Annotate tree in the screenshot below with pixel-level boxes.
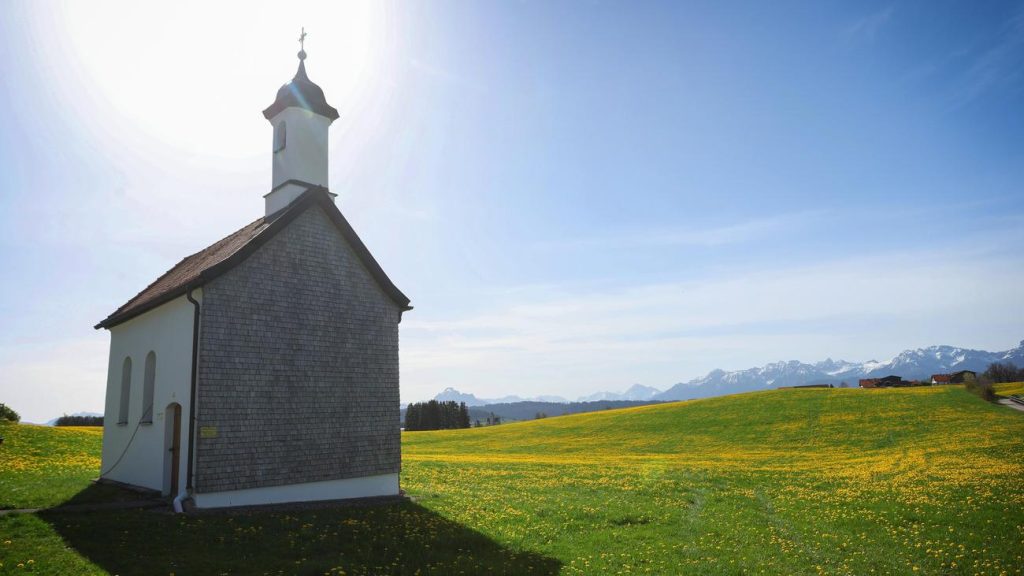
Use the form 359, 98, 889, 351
838, 381, 850, 388
0, 403, 19, 423
983, 362, 1023, 384
404, 403, 416, 430
535, 412, 548, 419
966, 376, 996, 402
55, 415, 103, 426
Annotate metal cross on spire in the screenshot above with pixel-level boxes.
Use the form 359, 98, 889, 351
297, 27, 308, 61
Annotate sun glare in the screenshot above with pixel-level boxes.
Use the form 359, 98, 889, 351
30, 0, 387, 161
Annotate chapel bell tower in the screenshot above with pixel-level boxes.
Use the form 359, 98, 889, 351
262, 29, 340, 216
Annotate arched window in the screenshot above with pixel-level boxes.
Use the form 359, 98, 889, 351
273, 120, 287, 152
118, 357, 132, 425
142, 351, 156, 424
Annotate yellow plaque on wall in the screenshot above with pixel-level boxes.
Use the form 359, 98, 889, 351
199, 426, 218, 439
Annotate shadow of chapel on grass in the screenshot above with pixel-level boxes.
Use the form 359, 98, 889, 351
56, 482, 157, 508
41, 494, 562, 576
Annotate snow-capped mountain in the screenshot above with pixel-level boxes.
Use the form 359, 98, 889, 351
430, 340, 1023, 405
875, 345, 1014, 378
578, 384, 662, 402
655, 340, 1024, 401
654, 361, 827, 400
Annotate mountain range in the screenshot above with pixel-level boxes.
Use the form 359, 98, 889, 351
433, 387, 569, 407
654, 340, 1024, 400
578, 384, 662, 402
433, 383, 663, 406
432, 339, 1024, 405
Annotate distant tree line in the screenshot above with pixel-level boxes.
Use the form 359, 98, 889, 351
404, 400, 470, 431
55, 415, 103, 426
465, 400, 663, 422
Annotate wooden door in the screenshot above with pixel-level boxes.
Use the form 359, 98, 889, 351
169, 404, 181, 496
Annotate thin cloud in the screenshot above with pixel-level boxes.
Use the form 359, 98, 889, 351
401, 245, 1024, 402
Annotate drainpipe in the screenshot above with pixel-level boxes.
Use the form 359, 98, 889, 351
183, 287, 201, 510
172, 492, 187, 513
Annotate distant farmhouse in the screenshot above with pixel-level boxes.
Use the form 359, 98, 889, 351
95, 43, 410, 509
859, 375, 912, 388
930, 370, 977, 385
860, 370, 979, 388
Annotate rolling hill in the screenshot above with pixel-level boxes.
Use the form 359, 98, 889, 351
401, 399, 665, 426
1, 384, 1021, 574
403, 385, 1024, 574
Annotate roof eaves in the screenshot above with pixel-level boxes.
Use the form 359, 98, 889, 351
94, 219, 268, 330
96, 184, 412, 330
94, 281, 200, 330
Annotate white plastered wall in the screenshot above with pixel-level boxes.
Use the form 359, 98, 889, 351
265, 182, 309, 215
270, 107, 331, 190
100, 291, 199, 496
193, 473, 400, 509
266, 107, 332, 216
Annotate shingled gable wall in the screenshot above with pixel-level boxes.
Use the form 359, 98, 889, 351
194, 204, 401, 493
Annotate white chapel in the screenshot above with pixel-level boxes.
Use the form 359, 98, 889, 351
96, 37, 410, 510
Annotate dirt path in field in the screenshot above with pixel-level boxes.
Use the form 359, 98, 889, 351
997, 398, 1024, 412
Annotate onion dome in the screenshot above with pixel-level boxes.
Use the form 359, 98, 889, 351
262, 49, 339, 121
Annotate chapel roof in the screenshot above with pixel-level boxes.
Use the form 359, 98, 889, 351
262, 51, 339, 121
95, 185, 411, 329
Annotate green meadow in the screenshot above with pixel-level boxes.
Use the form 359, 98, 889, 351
1, 385, 1022, 575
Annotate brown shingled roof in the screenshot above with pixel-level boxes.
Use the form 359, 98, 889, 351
95, 185, 411, 329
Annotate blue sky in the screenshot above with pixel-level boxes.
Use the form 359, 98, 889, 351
1, 1, 1023, 422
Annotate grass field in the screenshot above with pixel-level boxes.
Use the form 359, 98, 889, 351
0, 424, 110, 510
995, 381, 1024, 396
1, 385, 1022, 575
